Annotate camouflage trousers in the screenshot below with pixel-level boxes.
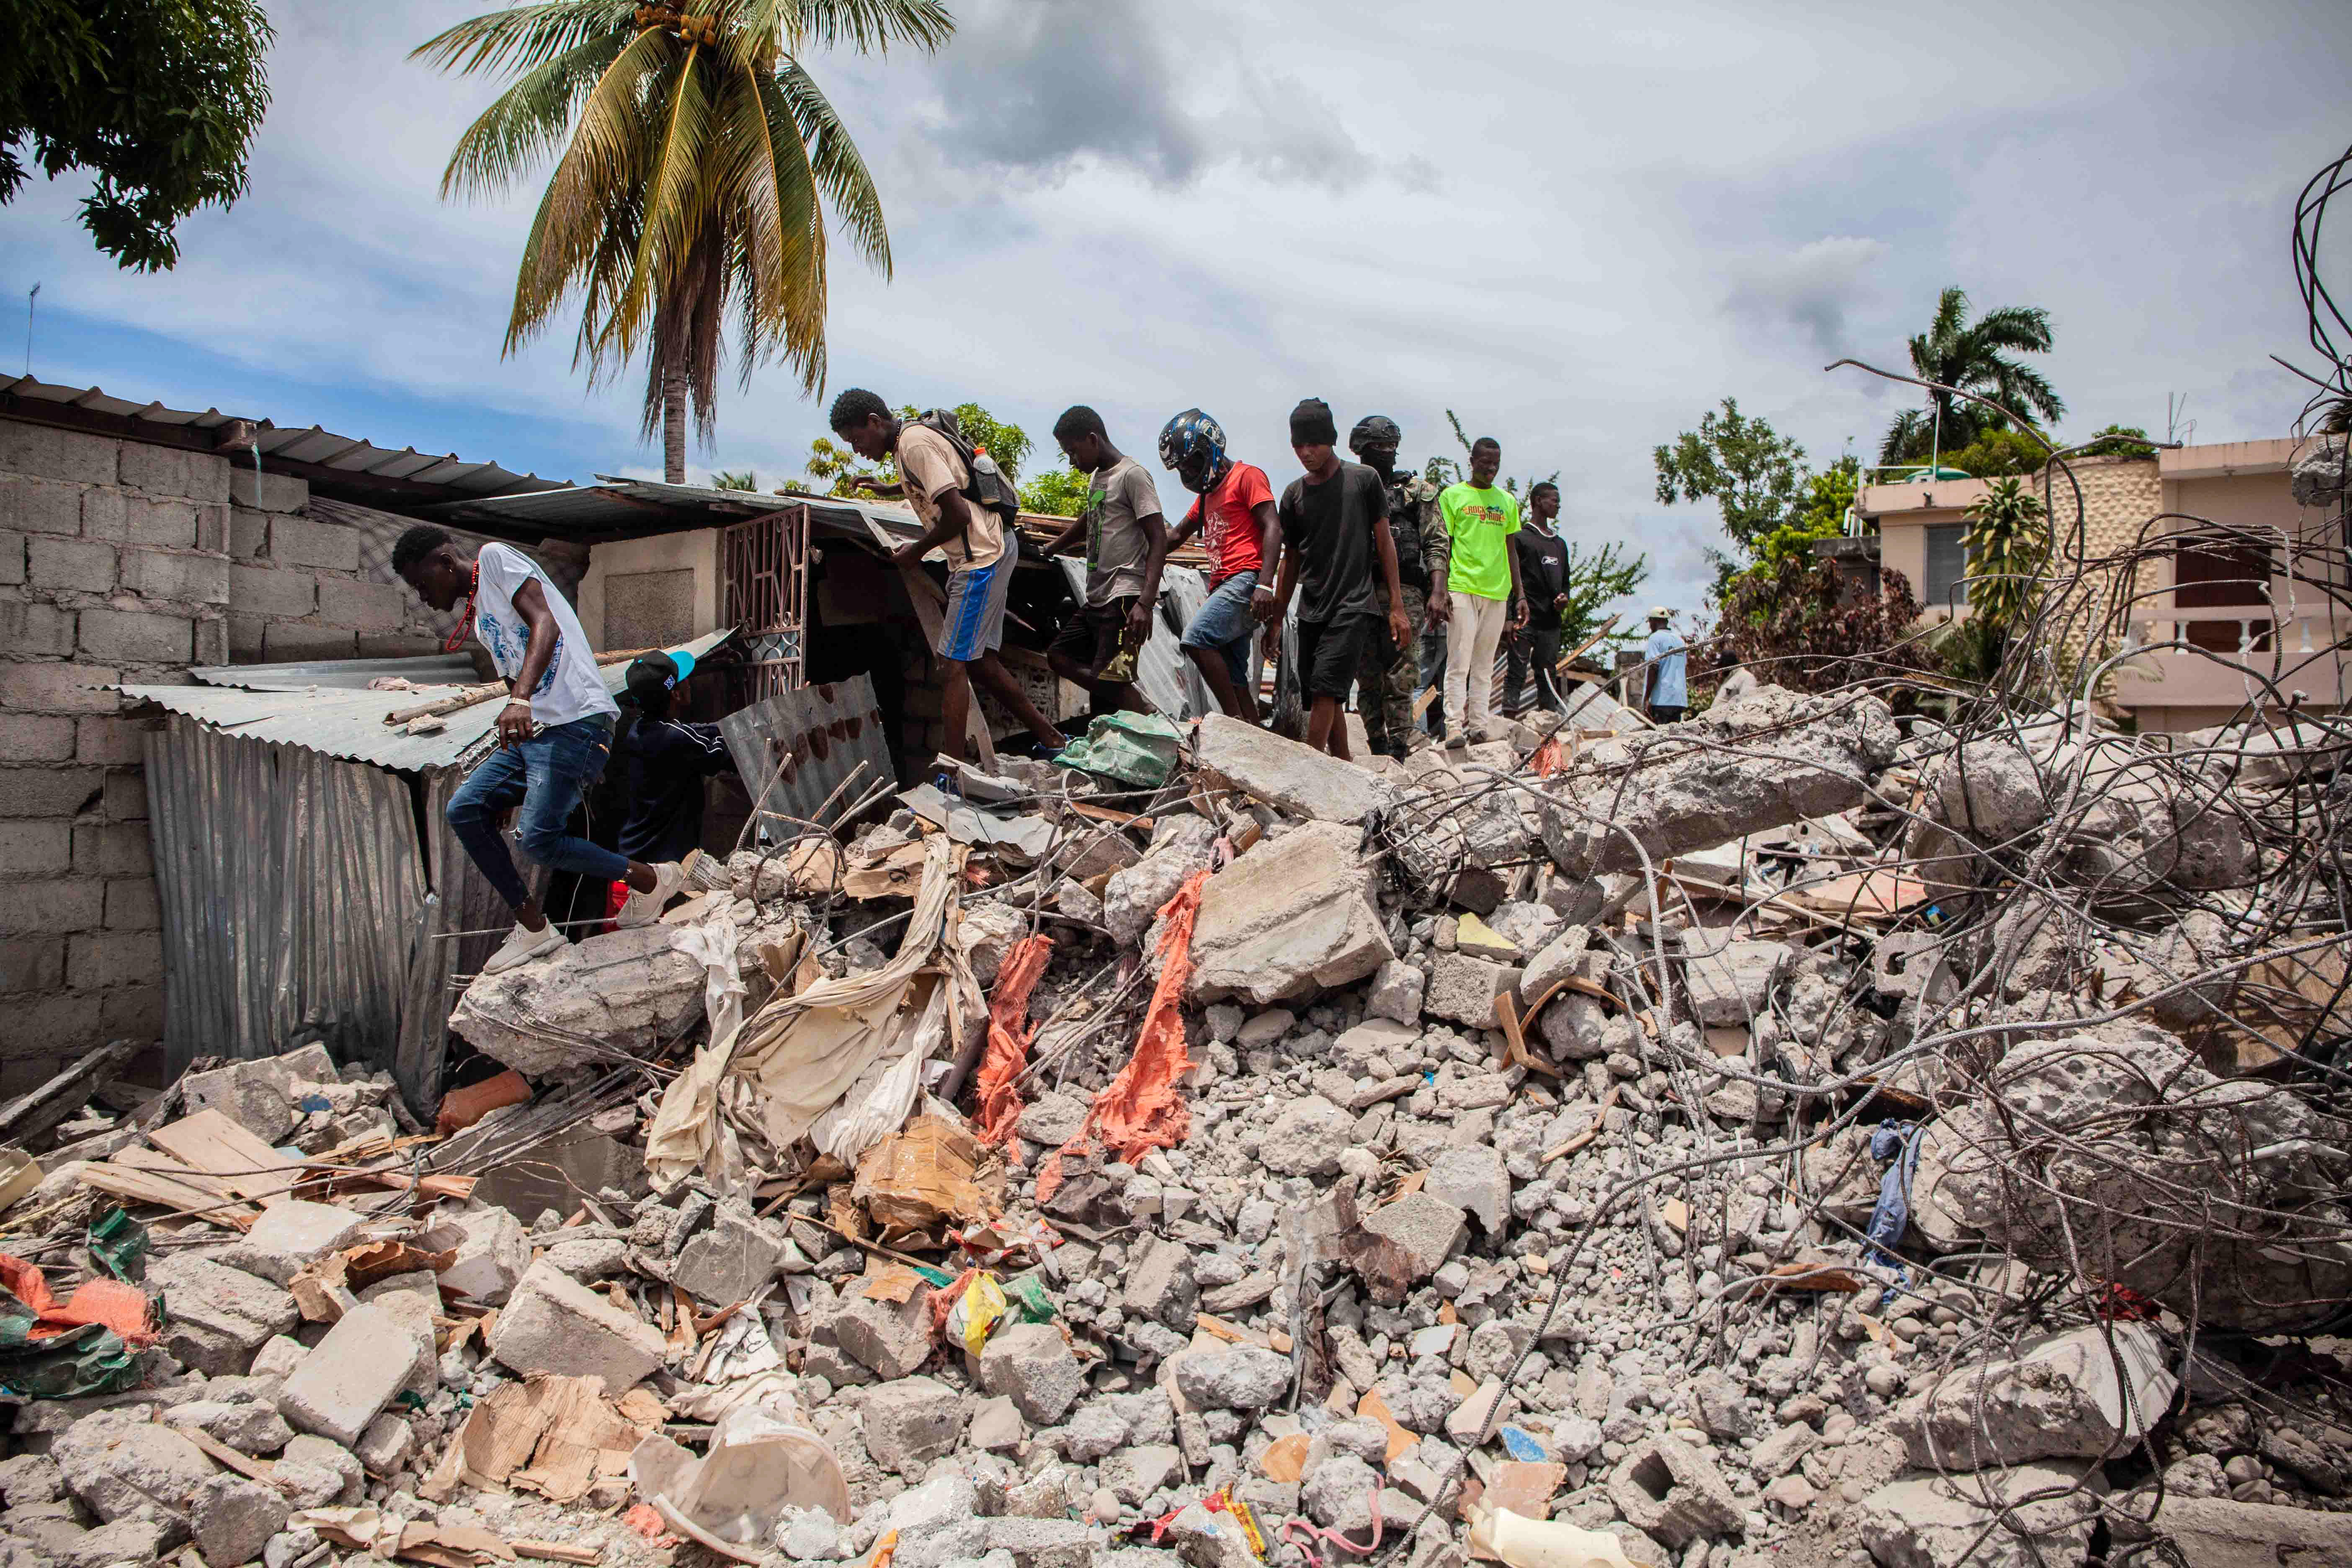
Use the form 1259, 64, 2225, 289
1356, 582, 1426, 757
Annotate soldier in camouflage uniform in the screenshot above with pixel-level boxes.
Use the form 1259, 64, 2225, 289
1346, 415, 1449, 759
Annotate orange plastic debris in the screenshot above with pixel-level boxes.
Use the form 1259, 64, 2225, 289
973, 935, 1055, 1149
436, 1069, 532, 1136
621, 1504, 677, 1545
0, 1254, 155, 1346
1529, 735, 1568, 777
1036, 871, 1208, 1207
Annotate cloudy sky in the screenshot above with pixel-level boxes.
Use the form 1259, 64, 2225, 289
5, 0, 2347, 616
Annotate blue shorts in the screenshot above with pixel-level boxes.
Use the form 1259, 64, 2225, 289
1180, 570, 1259, 686
938, 535, 1018, 663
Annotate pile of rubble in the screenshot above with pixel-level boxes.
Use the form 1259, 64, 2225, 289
5, 675, 2351, 1568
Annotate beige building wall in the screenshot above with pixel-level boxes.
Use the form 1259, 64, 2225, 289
579, 531, 720, 652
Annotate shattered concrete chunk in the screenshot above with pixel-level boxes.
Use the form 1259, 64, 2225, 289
181, 1042, 337, 1143
833, 1275, 937, 1380
276, 1301, 426, 1447
672, 1198, 785, 1305
1896, 1322, 2175, 1470
1261, 1095, 1355, 1177
861, 1376, 966, 1473
1173, 1346, 1292, 1410
420, 1201, 532, 1306
218, 1199, 367, 1286
189, 1472, 289, 1568
486, 1259, 667, 1387
1422, 952, 1521, 1029
1187, 821, 1395, 1004
147, 1253, 299, 1376
979, 1323, 1086, 1426
1681, 936, 1792, 1026
52, 1413, 216, 1530
450, 922, 704, 1078
1605, 1437, 1741, 1548
1195, 713, 1403, 824
1103, 816, 1219, 947
1854, 1460, 2104, 1568
1422, 1145, 1509, 1233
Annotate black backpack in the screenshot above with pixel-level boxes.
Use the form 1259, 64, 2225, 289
905, 410, 1021, 544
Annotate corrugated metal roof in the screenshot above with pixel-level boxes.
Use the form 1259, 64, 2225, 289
121, 630, 733, 772
190, 652, 481, 691
421, 477, 913, 542
0, 376, 567, 503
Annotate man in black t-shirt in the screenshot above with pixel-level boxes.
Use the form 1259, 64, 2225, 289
1267, 398, 1413, 761
1506, 480, 1572, 716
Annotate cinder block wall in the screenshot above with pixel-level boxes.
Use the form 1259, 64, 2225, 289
0, 419, 454, 1093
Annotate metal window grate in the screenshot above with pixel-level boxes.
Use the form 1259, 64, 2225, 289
721, 503, 811, 701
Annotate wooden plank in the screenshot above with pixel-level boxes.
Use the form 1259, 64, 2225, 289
111, 1145, 242, 1200
72, 1160, 258, 1228
0, 1039, 138, 1149
149, 1107, 299, 1200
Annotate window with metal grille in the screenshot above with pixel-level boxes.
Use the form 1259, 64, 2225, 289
1924, 524, 1968, 608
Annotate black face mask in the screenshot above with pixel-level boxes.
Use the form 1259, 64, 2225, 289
1357, 444, 1398, 481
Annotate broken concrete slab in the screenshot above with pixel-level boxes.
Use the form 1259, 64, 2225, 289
1354, 1192, 1468, 1291
451, 921, 704, 1079
671, 1198, 784, 1306
1260, 1095, 1354, 1177
486, 1259, 667, 1388
51, 1412, 217, 1530
2122, 1493, 2352, 1565
181, 1042, 337, 1143
979, 1322, 1086, 1426
145, 1253, 299, 1376
1173, 1346, 1292, 1410
1194, 713, 1403, 825
1853, 1460, 2104, 1568
1606, 1436, 1741, 1547
1186, 821, 1395, 1005
217, 1198, 366, 1286
833, 1275, 937, 1380
276, 1301, 426, 1446
1423, 1144, 1509, 1233
189, 1471, 289, 1567
1538, 685, 1901, 879
420, 1201, 532, 1307
1896, 1322, 2176, 1470
861, 1376, 966, 1473
1102, 816, 1218, 948
1422, 952, 1521, 1029
1681, 936, 1792, 1026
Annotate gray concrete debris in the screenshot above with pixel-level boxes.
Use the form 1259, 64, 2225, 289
671, 1197, 785, 1305
1102, 816, 1219, 947
276, 1301, 425, 1446
218, 1198, 367, 1286
486, 1259, 668, 1386
419, 1201, 533, 1306
1186, 820, 1395, 1003
1680, 936, 1792, 1026
833, 1275, 939, 1380
181, 1042, 338, 1143
1194, 713, 1403, 824
1260, 1095, 1354, 1176
1421, 952, 1521, 1029
52, 1413, 216, 1530
1853, 1460, 2104, 1568
1172, 1346, 1292, 1410
1605, 1436, 1741, 1547
861, 1377, 966, 1473
189, 1472, 290, 1568
979, 1323, 1086, 1426
1896, 1322, 2176, 1470
145, 1253, 299, 1376
450, 921, 704, 1079
1422, 1144, 1509, 1233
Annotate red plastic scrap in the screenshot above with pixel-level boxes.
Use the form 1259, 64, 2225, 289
1036, 870, 1209, 1207
0, 1254, 156, 1346
973, 934, 1055, 1149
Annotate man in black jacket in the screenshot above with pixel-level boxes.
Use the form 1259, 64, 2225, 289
1506, 481, 1572, 717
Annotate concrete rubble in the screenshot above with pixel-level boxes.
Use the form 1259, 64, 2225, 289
5, 680, 2349, 1568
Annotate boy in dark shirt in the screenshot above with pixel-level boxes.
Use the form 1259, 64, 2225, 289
1267, 398, 1412, 760
607, 652, 735, 898
1506, 481, 1572, 716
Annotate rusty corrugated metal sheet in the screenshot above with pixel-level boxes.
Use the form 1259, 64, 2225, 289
717, 674, 894, 842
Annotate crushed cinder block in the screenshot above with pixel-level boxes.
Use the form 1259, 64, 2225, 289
1681, 936, 1792, 1026
276, 1300, 427, 1446
486, 1259, 666, 1387
1194, 714, 1403, 824
833, 1275, 936, 1380
980, 1322, 1086, 1426
671, 1197, 785, 1305
1187, 820, 1395, 1004
1422, 952, 1522, 1029
861, 1376, 967, 1473
218, 1199, 367, 1286
51, 1412, 217, 1532
1606, 1436, 1741, 1547
420, 1201, 533, 1306
189, 1472, 289, 1567
1896, 1322, 2177, 1470
146, 1253, 300, 1376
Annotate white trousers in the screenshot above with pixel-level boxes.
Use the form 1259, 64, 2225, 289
1442, 590, 1509, 737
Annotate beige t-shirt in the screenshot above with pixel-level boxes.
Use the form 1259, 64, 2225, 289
897, 424, 1005, 571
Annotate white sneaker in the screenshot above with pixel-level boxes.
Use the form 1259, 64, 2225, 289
614, 861, 686, 928
482, 920, 565, 974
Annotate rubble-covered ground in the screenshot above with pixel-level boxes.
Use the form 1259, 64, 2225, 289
5, 671, 2351, 1568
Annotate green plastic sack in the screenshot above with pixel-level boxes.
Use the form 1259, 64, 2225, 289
1052, 712, 1181, 788
1003, 1273, 1055, 1325
87, 1207, 149, 1284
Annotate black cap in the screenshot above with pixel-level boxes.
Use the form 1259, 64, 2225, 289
1289, 397, 1338, 447
625, 650, 684, 705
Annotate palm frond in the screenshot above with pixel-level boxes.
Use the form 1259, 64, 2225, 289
438, 36, 624, 200
771, 56, 889, 273
782, 0, 955, 56
1964, 303, 2054, 354
613, 45, 717, 355
1928, 285, 1969, 346
411, 1, 632, 76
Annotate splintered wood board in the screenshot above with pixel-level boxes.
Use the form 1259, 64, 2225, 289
149, 1107, 299, 1200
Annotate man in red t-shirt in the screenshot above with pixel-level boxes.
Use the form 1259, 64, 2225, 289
1160, 409, 1282, 721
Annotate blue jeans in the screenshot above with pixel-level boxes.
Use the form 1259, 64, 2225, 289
447, 714, 627, 911
1180, 570, 1260, 688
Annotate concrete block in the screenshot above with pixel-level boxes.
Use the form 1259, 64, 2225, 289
0, 662, 120, 712
219, 1199, 368, 1284
79, 604, 191, 663
861, 1376, 966, 1473
1423, 1144, 1509, 1232
3, 598, 77, 656
230, 563, 315, 618
98, 981, 163, 1039
104, 768, 145, 819
261, 620, 358, 661
66, 929, 162, 989
229, 469, 307, 512
73, 821, 150, 877
671, 1199, 784, 1305
165, 1398, 294, 1457
1681, 936, 1793, 1026
419, 1202, 532, 1306
0, 713, 77, 761
268, 515, 361, 572
1607, 1437, 1741, 1548
76, 714, 149, 766
120, 548, 229, 606
190, 1472, 288, 1566
50, 1412, 212, 1528
487, 1259, 665, 1388
0, 531, 23, 584
28, 536, 115, 592
119, 442, 230, 502
1187, 820, 1395, 1005
1122, 1235, 1198, 1332
79, 487, 124, 538
1172, 1345, 1291, 1410
1895, 1322, 2176, 1470
978, 1321, 1086, 1426
0, 424, 118, 485
276, 1302, 420, 1446
229, 614, 265, 657
0, 936, 66, 994
1422, 951, 1522, 1029
1356, 1193, 1468, 1293
354, 1413, 415, 1473
0, 472, 87, 534
181, 1041, 335, 1142
1194, 712, 1403, 824
249, 1336, 307, 1381
92, 494, 199, 548
147, 1254, 300, 1376
316, 576, 405, 632
834, 1275, 936, 1380
229, 507, 269, 558
103, 877, 160, 931
1854, 1460, 2102, 1568
0, 879, 104, 935
193, 503, 228, 554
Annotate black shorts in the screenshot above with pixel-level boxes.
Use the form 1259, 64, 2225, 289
1050, 597, 1144, 683
1297, 615, 1372, 698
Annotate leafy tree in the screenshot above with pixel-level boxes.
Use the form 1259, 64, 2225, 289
1880, 286, 2064, 464
710, 469, 758, 490
1939, 426, 2050, 478
0, 0, 273, 271
1654, 398, 1808, 590
1729, 455, 1859, 588
1019, 465, 1088, 517
802, 401, 1030, 498
1712, 555, 1934, 694
413, 0, 952, 484
2078, 423, 2156, 459
1557, 541, 1649, 647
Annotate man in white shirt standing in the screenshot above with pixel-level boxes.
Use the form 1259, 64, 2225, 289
394, 526, 682, 972
1643, 605, 1689, 723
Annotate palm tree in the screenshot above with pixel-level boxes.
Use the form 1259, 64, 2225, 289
413, 0, 952, 482
1880, 286, 2066, 466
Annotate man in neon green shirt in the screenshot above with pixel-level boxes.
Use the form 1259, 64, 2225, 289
1434, 435, 1525, 746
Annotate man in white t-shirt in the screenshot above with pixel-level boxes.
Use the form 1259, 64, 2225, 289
828, 389, 1066, 763
393, 526, 685, 972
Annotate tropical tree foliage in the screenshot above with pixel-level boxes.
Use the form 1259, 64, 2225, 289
710, 468, 758, 490
1960, 476, 2050, 637
413, 0, 952, 482
1019, 465, 1088, 517
1653, 397, 1810, 592
1879, 286, 2065, 464
0, 0, 273, 270
1712, 556, 1934, 694
1555, 540, 1649, 647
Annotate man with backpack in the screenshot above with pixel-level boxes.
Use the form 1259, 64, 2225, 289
828, 389, 1066, 761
